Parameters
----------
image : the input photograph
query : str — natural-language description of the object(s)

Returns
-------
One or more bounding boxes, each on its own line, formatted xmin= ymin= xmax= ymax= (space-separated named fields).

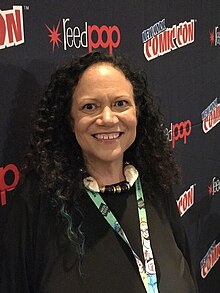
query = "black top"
xmin=0 ymin=173 xmax=198 ymax=293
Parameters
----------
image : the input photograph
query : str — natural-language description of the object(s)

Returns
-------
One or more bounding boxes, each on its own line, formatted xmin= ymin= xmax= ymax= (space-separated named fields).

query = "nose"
xmin=96 ymin=106 xmax=119 ymax=126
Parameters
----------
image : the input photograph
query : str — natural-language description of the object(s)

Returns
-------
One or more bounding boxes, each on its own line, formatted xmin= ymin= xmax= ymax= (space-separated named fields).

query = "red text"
xmin=177 ymin=184 xmax=195 ymax=216
xmin=200 ymin=241 xmax=220 ymax=278
xmin=172 ymin=120 xmax=192 ymax=149
xmin=202 ymin=104 xmax=220 ymax=133
xmin=0 ymin=6 xmax=24 ymax=50
xmin=62 ymin=20 xmax=120 ymax=54
xmin=0 ymin=164 xmax=19 ymax=205
xmin=144 ymin=19 xmax=195 ymax=61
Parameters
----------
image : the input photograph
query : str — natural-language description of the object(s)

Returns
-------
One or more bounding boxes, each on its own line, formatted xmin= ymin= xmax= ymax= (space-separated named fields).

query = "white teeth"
xmin=94 ymin=133 xmax=120 ymax=140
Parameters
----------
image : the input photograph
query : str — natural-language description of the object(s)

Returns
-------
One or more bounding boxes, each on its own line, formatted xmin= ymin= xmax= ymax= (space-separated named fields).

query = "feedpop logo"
xmin=164 ymin=119 xmax=192 ymax=149
xmin=0 ymin=164 xmax=19 ymax=206
xmin=209 ymin=26 xmax=220 ymax=46
xmin=208 ymin=177 xmax=220 ymax=197
xmin=46 ymin=20 xmax=62 ymax=51
xmin=46 ymin=19 xmax=120 ymax=54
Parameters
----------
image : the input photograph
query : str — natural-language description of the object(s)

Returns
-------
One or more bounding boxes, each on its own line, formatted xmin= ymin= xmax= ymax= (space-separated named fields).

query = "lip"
xmin=92 ymin=132 xmax=123 ymax=140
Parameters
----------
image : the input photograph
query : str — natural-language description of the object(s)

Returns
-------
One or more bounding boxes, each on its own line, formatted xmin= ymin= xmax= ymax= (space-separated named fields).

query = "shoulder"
xmin=0 ymin=170 xmax=55 ymax=291
xmin=162 ymin=189 xmax=193 ymax=269
xmin=3 ymin=169 xmax=50 ymax=239
xmin=146 ymin=187 xmax=191 ymax=263
xmin=1 ymin=169 xmax=57 ymax=251
xmin=11 ymin=169 xmax=46 ymax=211
xmin=17 ymin=169 xmax=42 ymax=199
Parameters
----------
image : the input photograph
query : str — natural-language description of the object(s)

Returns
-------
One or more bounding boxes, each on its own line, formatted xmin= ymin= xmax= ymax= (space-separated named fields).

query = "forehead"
xmin=73 ymin=62 xmax=133 ymax=97
xmin=80 ymin=62 xmax=126 ymax=82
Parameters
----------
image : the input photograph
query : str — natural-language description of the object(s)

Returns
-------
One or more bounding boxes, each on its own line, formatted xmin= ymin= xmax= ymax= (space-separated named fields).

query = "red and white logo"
xmin=0 ymin=5 xmax=24 ymax=50
xmin=176 ymin=184 xmax=195 ymax=217
xmin=164 ymin=119 xmax=192 ymax=149
xmin=0 ymin=164 xmax=19 ymax=206
xmin=200 ymin=240 xmax=220 ymax=278
xmin=46 ymin=19 xmax=120 ymax=54
xmin=208 ymin=177 xmax=220 ymax=196
xmin=209 ymin=26 xmax=220 ymax=46
xmin=201 ymin=98 xmax=220 ymax=133
xmin=142 ymin=19 xmax=195 ymax=61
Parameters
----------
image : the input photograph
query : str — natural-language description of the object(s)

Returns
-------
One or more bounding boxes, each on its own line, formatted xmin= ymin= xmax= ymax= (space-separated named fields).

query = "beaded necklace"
xmin=83 ymin=164 xmax=138 ymax=194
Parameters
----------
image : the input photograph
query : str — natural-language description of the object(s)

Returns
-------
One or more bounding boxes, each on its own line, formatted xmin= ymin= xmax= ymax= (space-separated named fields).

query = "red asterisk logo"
xmin=46 ymin=20 xmax=62 ymax=51
xmin=208 ymin=184 xmax=213 ymax=196
xmin=209 ymin=30 xmax=215 ymax=46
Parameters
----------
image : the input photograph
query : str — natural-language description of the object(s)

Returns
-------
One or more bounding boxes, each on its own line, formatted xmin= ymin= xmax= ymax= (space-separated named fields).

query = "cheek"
xmin=72 ymin=116 xmax=92 ymax=140
xmin=130 ymin=114 xmax=138 ymax=141
xmin=73 ymin=126 xmax=85 ymax=151
xmin=128 ymin=111 xmax=138 ymax=129
xmin=120 ymin=112 xmax=137 ymax=137
xmin=71 ymin=112 xmax=83 ymax=133
xmin=134 ymin=115 xmax=138 ymax=127
xmin=73 ymin=122 xmax=83 ymax=139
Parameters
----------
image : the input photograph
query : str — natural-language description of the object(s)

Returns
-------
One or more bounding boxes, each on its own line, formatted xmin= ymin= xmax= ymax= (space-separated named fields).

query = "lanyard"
xmin=85 ymin=177 xmax=158 ymax=293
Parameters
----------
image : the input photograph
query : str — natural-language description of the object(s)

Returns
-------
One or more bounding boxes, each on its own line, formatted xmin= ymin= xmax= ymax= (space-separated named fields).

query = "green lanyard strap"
xmin=85 ymin=177 xmax=158 ymax=293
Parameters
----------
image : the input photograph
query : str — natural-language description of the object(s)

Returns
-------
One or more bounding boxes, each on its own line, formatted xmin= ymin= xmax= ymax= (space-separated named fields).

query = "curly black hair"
xmin=23 ymin=51 xmax=179 ymax=274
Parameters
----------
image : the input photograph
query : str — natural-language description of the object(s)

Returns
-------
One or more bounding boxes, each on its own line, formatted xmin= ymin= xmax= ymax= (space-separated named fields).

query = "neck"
xmin=85 ymin=157 xmax=125 ymax=186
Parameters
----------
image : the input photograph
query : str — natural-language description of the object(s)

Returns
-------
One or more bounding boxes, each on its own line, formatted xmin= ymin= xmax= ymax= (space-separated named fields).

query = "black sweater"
xmin=0 ymin=172 xmax=198 ymax=293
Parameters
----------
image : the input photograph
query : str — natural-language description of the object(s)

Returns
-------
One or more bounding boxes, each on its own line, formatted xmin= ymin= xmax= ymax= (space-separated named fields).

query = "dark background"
xmin=0 ymin=1 xmax=220 ymax=292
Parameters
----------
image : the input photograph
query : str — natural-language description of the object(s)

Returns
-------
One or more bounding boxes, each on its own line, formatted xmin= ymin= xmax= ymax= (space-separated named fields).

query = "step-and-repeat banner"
xmin=0 ymin=1 xmax=219 ymax=292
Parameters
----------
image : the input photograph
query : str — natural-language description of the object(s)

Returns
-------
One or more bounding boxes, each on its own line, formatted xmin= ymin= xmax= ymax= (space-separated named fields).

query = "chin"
xmin=91 ymin=149 xmax=124 ymax=163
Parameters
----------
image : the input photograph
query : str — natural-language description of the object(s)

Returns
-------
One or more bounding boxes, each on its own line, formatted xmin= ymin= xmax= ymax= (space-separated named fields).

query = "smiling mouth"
xmin=92 ymin=132 xmax=123 ymax=140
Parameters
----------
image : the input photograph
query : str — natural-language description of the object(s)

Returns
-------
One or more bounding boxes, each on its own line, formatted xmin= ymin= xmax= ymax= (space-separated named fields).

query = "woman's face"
xmin=71 ymin=63 xmax=137 ymax=166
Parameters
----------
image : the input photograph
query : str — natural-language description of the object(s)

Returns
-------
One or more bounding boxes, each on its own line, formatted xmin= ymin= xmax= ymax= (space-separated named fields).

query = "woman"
xmin=0 ymin=52 xmax=198 ymax=292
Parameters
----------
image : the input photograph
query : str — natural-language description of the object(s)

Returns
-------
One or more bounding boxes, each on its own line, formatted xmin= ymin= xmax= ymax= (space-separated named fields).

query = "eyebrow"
xmin=76 ymin=94 xmax=133 ymax=102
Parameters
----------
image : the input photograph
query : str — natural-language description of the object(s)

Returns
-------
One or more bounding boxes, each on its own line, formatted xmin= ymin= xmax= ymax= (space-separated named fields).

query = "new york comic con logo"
xmin=176 ymin=184 xmax=195 ymax=217
xmin=0 ymin=5 xmax=25 ymax=50
xmin=46 ymin=18 xmax=120 ymax=54
xmin=201 ymin=98 xmax=220 ymax=133
xmin=142 ymin=19 xmax=195 ymax=61
xmin=209 ymin=26 xmax=220 ymax=46
xmin=200 ymin=240 xmax=220 ymax=278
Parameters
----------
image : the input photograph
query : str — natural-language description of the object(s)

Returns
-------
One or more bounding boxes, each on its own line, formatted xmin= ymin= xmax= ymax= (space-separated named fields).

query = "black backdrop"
xmin=0 ymin=1 xmax=220 ymax=292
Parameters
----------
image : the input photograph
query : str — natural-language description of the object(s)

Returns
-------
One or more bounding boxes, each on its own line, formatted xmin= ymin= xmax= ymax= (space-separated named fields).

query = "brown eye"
xmin=114 ymin=100 xmax=129 ymax=107
xmin=82 ymin=103 xmax=96 ymax=110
